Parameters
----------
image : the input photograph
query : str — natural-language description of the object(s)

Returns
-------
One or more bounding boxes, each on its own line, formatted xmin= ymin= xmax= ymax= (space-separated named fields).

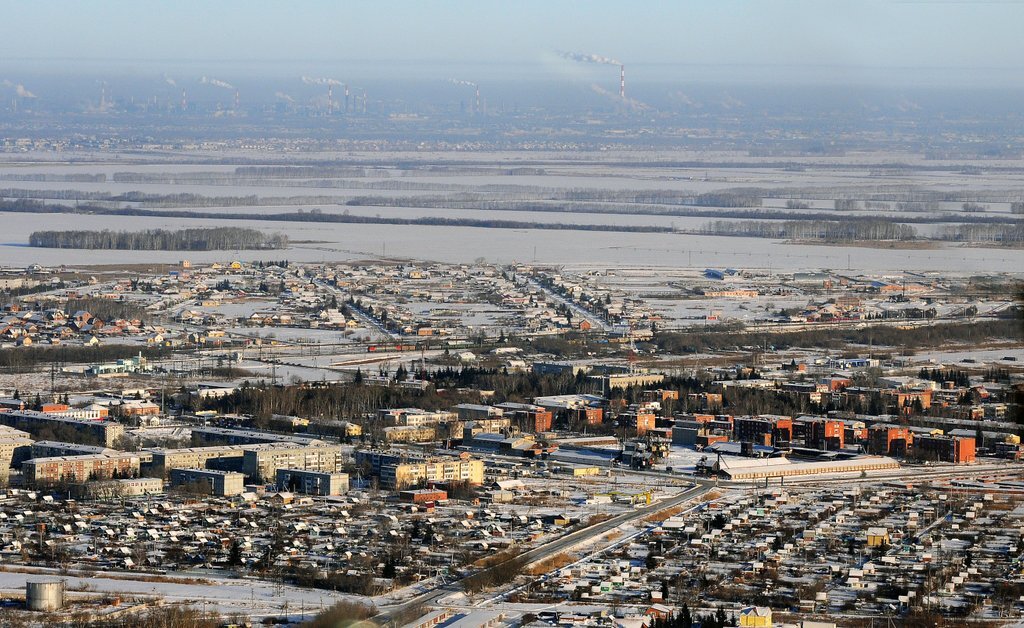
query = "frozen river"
xmin=2 ymin=210 xmax=1021 ymax=273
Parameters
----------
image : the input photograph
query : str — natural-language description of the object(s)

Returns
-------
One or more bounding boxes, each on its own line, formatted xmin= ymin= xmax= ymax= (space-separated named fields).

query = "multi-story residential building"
xmin=241 ymin=443 xmax=344 ymax=482
xmin=868 ymin=424 xmax=914 ymax=456
xmin=23 ymin=452 xmax=141 ymax=484
xmin=733 ymin=415 xmax=793 ymax=448
xmin=146 ymin=445 xmax=247 ymax=477
xmin=495 ymin=402 xmax=553 ymax=433
xmin=376 ymin=455 xmax=484 ymax=490
xmin=915 ymin=435 xmax=976 ymax=463
xmin=190 ymin=426 xmax=323 ymax=447
xmin=380 ymin=408 xmax=454 ymax=427
xmin=276 ymin=468 xmax=349 ymax=496
xmin=0 ymin=425 xmax=33 ymax=483
xmin=169 ymin=468 xmax=245 ymax=496
xmin=0 ymin=411 xmax=124 ymax=447
xmin=806 ymin=418 xmax=846 ymax=450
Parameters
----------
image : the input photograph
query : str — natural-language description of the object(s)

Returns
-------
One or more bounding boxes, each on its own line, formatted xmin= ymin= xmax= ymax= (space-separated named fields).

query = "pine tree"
xmin=227 ymin=540 xmax=243 ymax=567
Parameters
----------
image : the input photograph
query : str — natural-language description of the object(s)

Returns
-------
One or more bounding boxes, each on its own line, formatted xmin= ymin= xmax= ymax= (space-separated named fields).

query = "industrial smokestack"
xmin=328 ymin=84 xmax=333 ymax=114
xmin=620 ymin=65 xmax=625 ymax=100
xmin=344 ymin=84 xmax=350 ymax=113
xmin=475 ymin=85 xmax=481 ymax=115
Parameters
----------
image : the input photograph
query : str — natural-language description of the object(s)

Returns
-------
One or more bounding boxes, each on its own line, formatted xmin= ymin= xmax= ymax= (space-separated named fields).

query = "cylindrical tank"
xmin=26 ymin=579 xmax=64 ymax=612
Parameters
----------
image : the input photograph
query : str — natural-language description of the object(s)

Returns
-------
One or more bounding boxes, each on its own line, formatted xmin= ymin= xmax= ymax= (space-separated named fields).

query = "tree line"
xmin=937 ymin=223 xmax=1024 ymax=244
xmin=0 ymin=344 xmax=171 ymax=373
xmin=698 ymin=219 xmax=918 ymax=241
xmin=3 ymin=193 xmax=1020 ymax=229
xmin=654 ymin=319 xmax=1021 ymax=355
xmin=29 ymin=227 xmax=288 ymax=251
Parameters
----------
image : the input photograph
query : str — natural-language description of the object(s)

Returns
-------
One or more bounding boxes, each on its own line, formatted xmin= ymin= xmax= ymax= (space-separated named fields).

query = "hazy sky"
xmin=4 ymin=1 xmax=1023 ymax=84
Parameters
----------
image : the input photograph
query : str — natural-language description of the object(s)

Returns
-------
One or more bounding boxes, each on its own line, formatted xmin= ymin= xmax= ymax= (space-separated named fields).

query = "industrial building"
xmin=713 ymin=455 xmax=900 ymax=481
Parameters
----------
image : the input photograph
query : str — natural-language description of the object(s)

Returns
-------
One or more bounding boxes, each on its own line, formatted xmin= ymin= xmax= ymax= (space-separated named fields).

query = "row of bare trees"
xmin=30 ymin=227 xmax=287 ymax=251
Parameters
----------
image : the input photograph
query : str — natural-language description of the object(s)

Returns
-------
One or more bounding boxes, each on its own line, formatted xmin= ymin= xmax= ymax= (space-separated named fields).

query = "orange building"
xmin=886 ymin=389 xmax=933 ymax=414
xmin=916 ymin=435 xmax=976 ymax=463
xmin=496 ymin=403 xmax=553 ymax=433
xmin=641 ymin=389 xmax=679 ymax=403
xmin=573 ymin=407 xmax=603 ymax=426
xmin=869 ymin=425 xmax=914 ymax=456
xmin=807 ymin=418 xmax=845 ymax=450
xmin=734 ymin=415 xmax=793 ymax=447
xmin=621 ymin=411 xmax=657 ymax=435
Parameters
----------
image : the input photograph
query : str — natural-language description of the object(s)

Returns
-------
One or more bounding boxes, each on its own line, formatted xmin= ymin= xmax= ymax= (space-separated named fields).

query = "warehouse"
xmin=713 ymin=455 xmax=899 ymax=481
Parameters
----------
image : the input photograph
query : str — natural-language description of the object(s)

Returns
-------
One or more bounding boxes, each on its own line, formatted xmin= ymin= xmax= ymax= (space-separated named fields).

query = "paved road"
xmin=373 ymin=482 xmax=713 ymax=625
xmin=526 ymin=277 xmax=610 ymax=333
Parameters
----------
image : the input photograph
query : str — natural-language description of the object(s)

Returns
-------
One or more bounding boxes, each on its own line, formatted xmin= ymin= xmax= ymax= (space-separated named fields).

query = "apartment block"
xmin=276 ymin=468 xmax=349 ymax=496
xmin=382 ymin=456 xmax=484 ymax=490
xmin=0 ymin=410 xmax=124 ymax=447
xmin=241 ymin=443 xmax=344 ymax=482
xmin=23 ymin=452 xmax=141 ymax=484
xmin=169 ymin=468 xmax=245 ymax=496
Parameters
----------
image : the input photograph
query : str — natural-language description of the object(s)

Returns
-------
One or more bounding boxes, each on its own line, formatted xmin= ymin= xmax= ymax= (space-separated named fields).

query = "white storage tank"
xmin=26 ymin=579 xmax=64 ymax=611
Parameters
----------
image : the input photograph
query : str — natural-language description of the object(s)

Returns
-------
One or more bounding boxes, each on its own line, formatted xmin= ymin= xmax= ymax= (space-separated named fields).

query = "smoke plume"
xmin=302 ymin=76 xmax=343 ymax=86
xmin=200 ymin=76 xmax=234 ymax=90
xmin=560 ymin=51 xmax=621 ymax=66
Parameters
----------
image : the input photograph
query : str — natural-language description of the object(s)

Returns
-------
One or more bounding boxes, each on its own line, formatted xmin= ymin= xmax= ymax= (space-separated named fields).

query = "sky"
xmin=3 ymin=1 xmax=1023 ymax=85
